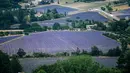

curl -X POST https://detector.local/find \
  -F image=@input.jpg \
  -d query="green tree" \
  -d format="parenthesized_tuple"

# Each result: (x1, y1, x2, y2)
(71, 21, 76, 28)
(124, 50, 130, 73)
(30, 10, 37, 21)
(51, 0, 54, 3)
(125, 26, 130, 34)
(31, 23, 44, 32)
(60, 55, 93, 73)
(10, 56, 22, 73)
(101, 7, 106, 11)
(126, 37, 130, 44)
(76, 47, 80, 55)
(0, 50, 12, 73)
(127, 0, 130, 6)
(53, 63, 66, 73)
(37, 69, 46, 73)
(117, 39, 129, 72)
(106, 5, 113, 12)
(52, 9, 58, 14)
(53, 23, 61, 30)
(61, 25, 70, 30)
(17, 48, 26, 58)
(108, 20, 128, 32)
(0, 32, 4, 36)
(97, 68, 121, 73)
(91, 46, 100, 56)
(107, 47, 121, 56)
(0, 0, 11, 9)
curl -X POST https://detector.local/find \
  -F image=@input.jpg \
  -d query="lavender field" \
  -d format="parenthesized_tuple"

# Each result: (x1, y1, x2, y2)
(34, 12, 108, 27)
(68, 12, 108, 22)
(0, 36, 20, 44)
(112, 8, 130, 19)
(33, 5, 77, 14)
(20, 57, 118, 73)
(0, 31, 120, 55)
(35, 18, 68, 27)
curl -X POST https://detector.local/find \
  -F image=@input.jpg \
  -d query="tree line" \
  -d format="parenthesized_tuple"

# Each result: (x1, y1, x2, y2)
(33, 55, 122, 73)
(100, 17, 130, 73)
(13, 46, 122, 58)
(0, 50, 23, 73)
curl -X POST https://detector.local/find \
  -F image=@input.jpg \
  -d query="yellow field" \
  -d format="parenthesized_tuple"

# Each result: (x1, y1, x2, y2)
(113, 5, 130, 11)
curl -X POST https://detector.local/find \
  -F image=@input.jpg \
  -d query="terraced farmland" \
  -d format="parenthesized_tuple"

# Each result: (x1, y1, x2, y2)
(0, 31, 120, 55)
(33, 5, 77, 14)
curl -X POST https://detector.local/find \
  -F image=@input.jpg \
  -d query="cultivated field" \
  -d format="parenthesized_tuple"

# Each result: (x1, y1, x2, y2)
(34, 11, 108, 27)
(0, 31, 120, 55)
(33, 5, 78, 14)
(112, 8, 130, 19)
(68, 12, 108, 22)
(113, 5, 130, 11)
(0, 36, 21, 44)
(20, 57, 118, 73)
(61, 1, 113, 11)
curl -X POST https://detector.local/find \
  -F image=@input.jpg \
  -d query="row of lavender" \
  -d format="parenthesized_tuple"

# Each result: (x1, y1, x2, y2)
(0, 31, 120, 55)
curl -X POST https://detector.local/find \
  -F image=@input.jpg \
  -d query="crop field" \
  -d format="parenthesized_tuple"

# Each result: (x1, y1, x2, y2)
(0, 31, 120, 55)
(119, 8, 130, 14)
(117, 14, 130, 19)
(34, 12, 108, 27)
(68, 12, 108, 22)
(19, 57, 66, 73)
(112, 8, 130, 19)
(113, 5, 130, 11)
(35, 18, 68, 27)
(0, 36, 20, 44)
(20, 57, 118, 73)
(33, 5, 77, 14)
(61, 1, 111, 11)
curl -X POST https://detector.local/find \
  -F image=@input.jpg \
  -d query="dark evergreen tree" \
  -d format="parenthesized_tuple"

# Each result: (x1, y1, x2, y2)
(53, 23, 61, 30)
(11, 56, 22, 73)
(17, 48, 26, 58)
(91, 46, 100, 56)
(51, 0, 54, 3)
(0, 0, 11, 9)
(0, 50, 12, 73)
(124, 50, 130, 73)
